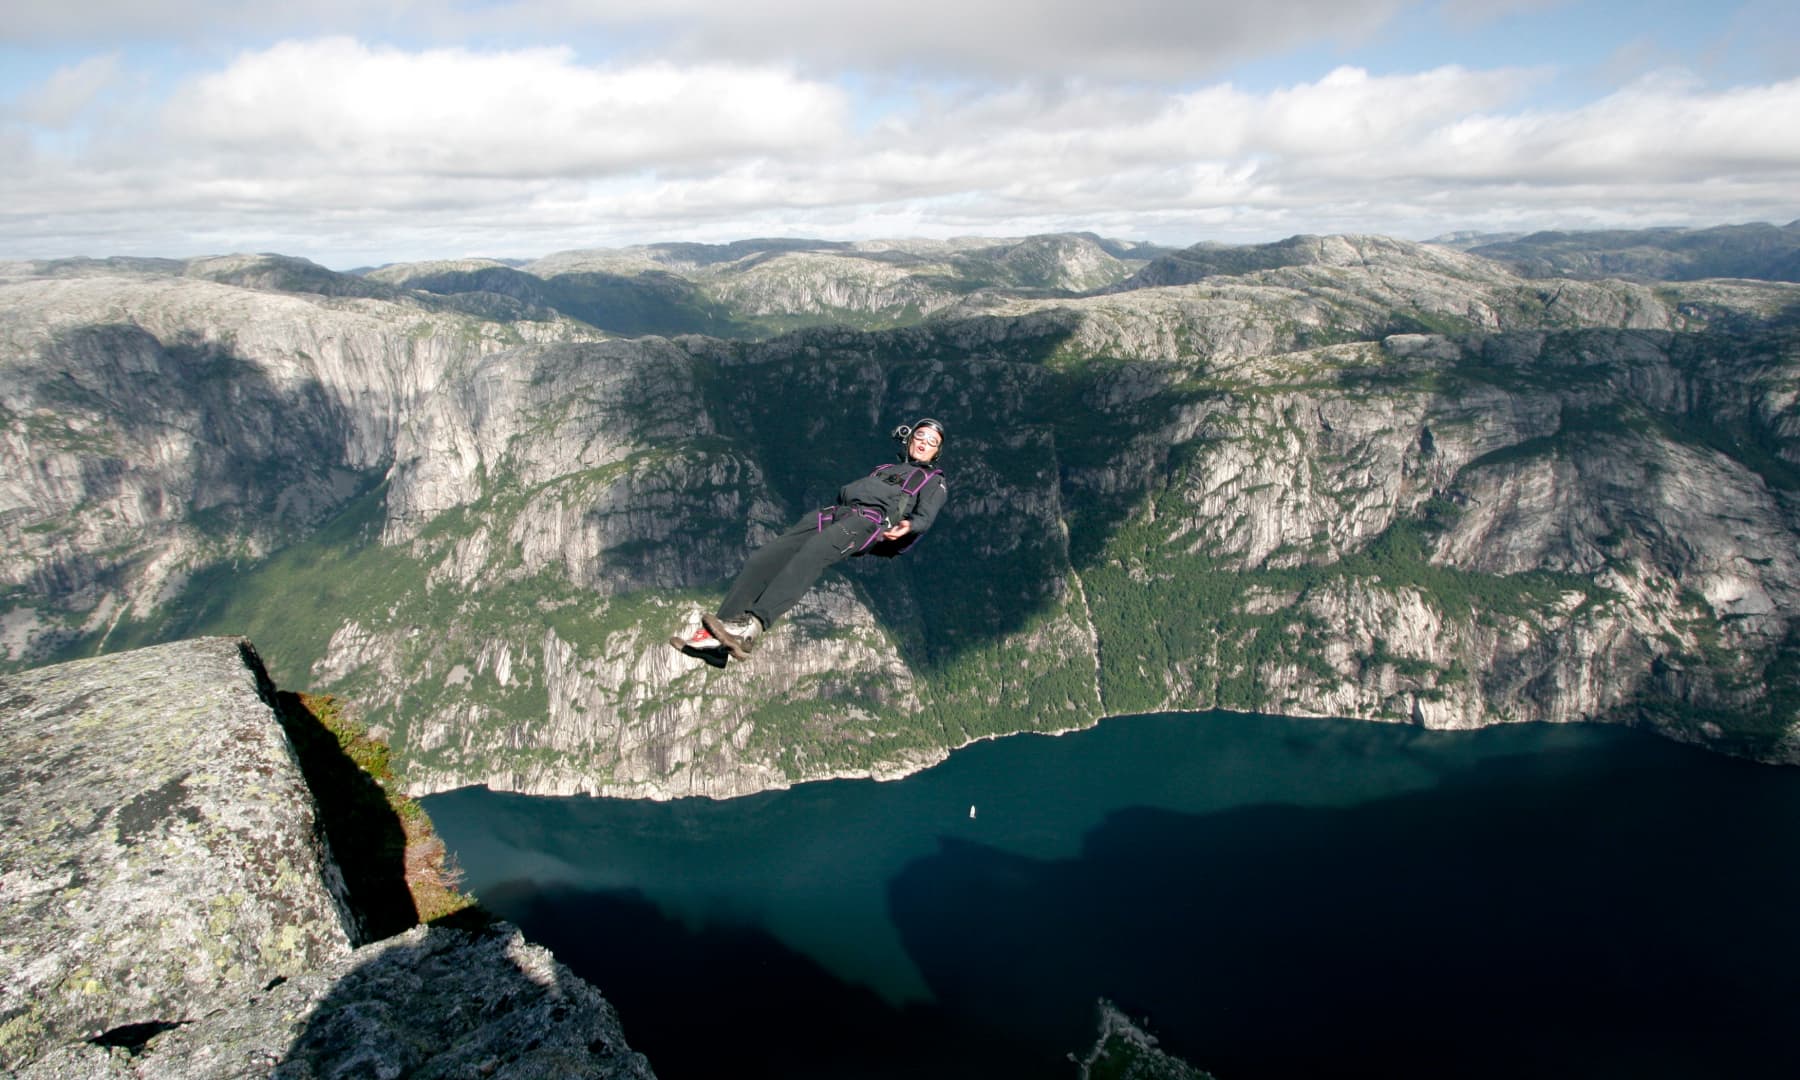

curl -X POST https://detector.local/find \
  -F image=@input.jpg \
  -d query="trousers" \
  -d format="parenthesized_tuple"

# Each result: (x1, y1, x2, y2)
(718, 508, 884, 629)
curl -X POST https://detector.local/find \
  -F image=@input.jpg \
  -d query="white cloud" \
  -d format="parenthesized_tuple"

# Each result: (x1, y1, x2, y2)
(160, 38, 848, 178)
(536, 0, 1411, 81)
(2, 37, 1797, 265)
(14, 54, 125, 127)
(7, 1, 1413, 82)
(1380, 73, 1800, 184)
(471, 0, 1415, 82)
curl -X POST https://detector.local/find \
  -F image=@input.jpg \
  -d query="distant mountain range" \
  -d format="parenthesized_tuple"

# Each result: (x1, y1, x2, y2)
(4, 224, 1797, 799)
(360, 232, 1175, 338)
(1430, 220, 1800, 283)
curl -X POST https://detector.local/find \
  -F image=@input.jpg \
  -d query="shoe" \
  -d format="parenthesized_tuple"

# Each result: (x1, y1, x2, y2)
(669, 625, 726, 653)
(701, 613, 761, 659)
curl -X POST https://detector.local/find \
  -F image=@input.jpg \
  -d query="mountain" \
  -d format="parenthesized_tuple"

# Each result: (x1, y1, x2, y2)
(1100, 234, 1327, 290)
(3, 231, 1798, 802)
(1422, 230, 1528, 250)
(1451, 221, 1800, 283)
(370, 234, 1162, 337)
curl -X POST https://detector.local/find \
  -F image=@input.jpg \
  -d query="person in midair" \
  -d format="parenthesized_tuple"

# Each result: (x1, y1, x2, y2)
(671, 418, 949, 660)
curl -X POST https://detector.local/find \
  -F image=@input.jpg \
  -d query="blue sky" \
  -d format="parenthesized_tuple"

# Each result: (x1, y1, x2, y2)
(2, 1, 1796, 267)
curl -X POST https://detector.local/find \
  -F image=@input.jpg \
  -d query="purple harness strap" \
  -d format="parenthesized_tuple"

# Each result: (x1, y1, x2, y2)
(870, 463, 943, 496)
(818, 506, 887, 552)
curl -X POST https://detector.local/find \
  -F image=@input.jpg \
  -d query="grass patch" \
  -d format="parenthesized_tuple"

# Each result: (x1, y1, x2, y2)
(272, 687, 482, 933)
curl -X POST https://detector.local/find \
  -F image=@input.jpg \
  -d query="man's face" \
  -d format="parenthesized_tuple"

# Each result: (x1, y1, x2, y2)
(909, 426, 942, 462)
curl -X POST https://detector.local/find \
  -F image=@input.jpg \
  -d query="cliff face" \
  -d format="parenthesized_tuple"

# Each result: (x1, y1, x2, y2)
(0, 638, 651, 1078)
(0, 259, 602, 660)
(3, 236, 1797, 802)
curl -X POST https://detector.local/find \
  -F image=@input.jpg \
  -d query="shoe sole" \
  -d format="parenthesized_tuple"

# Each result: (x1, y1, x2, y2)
(701, 613, 754, 660)
(669, 635, 729, 669)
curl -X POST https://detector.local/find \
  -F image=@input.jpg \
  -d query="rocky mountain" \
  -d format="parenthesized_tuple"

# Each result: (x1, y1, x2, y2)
(372, 234, 1161, 337)
(1445, 221, 1800, 283)
(1100, 234, 1327, 291)
(3, 230, 1798, 803)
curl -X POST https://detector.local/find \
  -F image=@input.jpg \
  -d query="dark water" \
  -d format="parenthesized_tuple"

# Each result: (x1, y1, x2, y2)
(422, 713, 1800, 1079)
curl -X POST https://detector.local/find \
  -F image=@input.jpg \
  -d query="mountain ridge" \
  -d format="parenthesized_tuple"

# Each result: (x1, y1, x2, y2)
(4, 228, 1797, 800)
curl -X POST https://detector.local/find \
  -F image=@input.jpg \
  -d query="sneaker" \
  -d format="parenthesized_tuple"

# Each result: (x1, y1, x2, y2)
(701, 613, 761, 659)
(669, 625, 726, 653)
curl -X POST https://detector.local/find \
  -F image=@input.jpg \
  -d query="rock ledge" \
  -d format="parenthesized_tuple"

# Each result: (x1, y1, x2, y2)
(0, 637, 652, 1078)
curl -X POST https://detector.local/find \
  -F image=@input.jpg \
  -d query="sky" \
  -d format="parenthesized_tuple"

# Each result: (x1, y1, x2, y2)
(2, 0, 1797, 268)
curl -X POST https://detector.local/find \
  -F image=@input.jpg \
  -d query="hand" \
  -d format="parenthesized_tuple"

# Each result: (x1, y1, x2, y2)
(881, 520, 912, 541)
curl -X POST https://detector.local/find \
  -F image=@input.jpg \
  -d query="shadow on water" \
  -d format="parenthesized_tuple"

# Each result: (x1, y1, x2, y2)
(425, 718, 1800, 1078)
(478, 881, 1036, 1080)
(887, 743, 1800, 1080)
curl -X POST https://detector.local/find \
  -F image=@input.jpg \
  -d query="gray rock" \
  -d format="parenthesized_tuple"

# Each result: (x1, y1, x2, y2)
(20, 923, 654, 1080)
(1076, 1000, 1214, 1080)
(0, 638, 356, 1071)
(0, 638, 653, 1079)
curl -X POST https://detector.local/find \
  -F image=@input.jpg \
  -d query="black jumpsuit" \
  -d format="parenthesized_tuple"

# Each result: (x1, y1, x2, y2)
(717, 459, 949, 630)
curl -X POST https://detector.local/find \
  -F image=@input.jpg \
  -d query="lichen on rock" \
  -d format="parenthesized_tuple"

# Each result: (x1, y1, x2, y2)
(0, 637, 653, 1078)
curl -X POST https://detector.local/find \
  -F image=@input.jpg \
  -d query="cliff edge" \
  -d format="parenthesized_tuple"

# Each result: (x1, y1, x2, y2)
(0, 637, 652, 1078)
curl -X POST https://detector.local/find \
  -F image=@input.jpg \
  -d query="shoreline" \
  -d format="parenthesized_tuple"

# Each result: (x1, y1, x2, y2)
(403, 703, 1800, 804)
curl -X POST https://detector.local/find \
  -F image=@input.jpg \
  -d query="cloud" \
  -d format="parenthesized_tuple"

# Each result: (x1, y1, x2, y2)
(159, 38, 848, 179)
(9, 1, 1414, 82)
(14, 53, 124, 127)
(517, 0, 1412, 81)
(2, 37, 1797, 265)
(1, 2, 392, 43)
(1384, 72, 1800, 184)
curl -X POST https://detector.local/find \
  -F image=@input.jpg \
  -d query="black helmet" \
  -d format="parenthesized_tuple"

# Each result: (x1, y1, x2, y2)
(891, 417, 946, 461)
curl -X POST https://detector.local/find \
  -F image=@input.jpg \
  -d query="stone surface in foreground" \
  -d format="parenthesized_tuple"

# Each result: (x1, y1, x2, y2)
(21, 923, 655, 1080)
(0, 637, 357, 1069)
(0, 637, 653, 1079)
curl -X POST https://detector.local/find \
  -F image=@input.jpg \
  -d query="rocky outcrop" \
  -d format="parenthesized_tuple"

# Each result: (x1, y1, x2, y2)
(701, 250, 963, 323)
(1077, 1001, 1215, 1080)
(19, 923, 654, 1080)
(0, 638, 651, 1078)
(1, 637, 355, 1068)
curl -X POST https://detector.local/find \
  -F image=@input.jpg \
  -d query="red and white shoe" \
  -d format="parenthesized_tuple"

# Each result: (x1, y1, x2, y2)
(669, 624, 727, 653)
(701, 613, 761, 659)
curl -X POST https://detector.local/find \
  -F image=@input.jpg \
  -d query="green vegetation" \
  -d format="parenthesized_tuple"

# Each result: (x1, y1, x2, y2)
(273, 690, 480, 932)
(89, 482, 410, 686)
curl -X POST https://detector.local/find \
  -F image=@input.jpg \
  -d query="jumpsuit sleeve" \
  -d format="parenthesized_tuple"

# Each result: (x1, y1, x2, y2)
(906, 476, 948, 536)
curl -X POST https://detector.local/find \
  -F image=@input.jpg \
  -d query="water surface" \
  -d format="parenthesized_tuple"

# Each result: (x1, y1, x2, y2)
(423, 713, 1800, 1078)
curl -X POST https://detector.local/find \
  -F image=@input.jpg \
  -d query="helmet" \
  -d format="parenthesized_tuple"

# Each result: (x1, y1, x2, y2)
(891, 417, 946, 461)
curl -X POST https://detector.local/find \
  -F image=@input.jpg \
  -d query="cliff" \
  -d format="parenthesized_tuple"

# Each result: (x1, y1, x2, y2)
(3, 234, 1798, 802)
(0, 637, 652, 1078)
